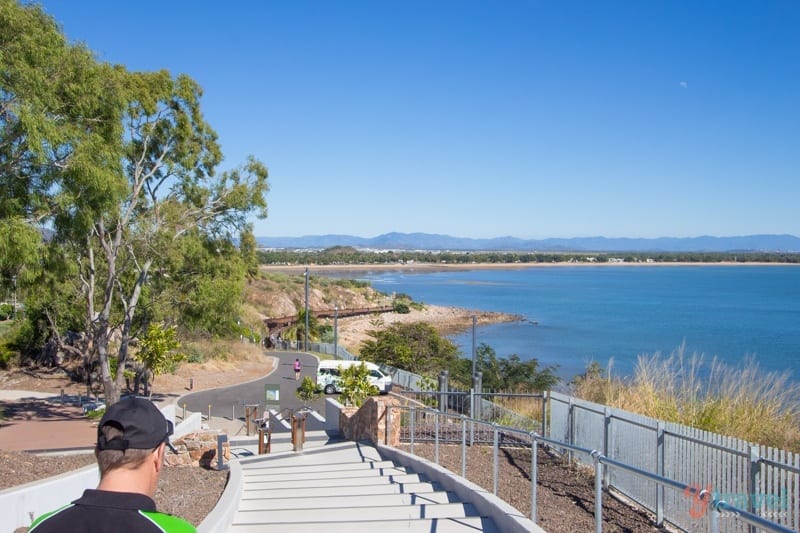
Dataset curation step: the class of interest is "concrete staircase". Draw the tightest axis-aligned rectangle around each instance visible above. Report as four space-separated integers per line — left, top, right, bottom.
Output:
230 439 500 532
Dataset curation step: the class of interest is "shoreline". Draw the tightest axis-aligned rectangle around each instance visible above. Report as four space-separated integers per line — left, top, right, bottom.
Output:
332 303 521 353
261 261 798 275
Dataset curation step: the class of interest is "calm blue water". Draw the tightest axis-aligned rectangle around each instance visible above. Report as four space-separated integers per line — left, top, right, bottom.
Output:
346 266 800 381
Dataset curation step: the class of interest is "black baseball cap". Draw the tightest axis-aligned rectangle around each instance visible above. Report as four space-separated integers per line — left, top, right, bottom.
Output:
97 397 176 452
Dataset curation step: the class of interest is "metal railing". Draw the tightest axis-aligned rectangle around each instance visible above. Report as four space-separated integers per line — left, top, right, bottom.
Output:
283 342 799 532
549 391 800 532
388 405 794 533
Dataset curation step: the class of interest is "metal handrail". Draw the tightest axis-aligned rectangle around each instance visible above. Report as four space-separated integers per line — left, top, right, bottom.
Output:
389 405 794 533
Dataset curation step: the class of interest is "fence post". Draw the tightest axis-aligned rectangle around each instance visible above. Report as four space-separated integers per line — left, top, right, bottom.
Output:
656 421 665 526
592 451 603 533
434 410 440 465
603 407 611 489
461 415 467 478
473 372 483 421
438 370 449 414
747 445 760 533
410 406 415 456
708 505 720 533
541 391 548 436
568 397 575 464
469 387 475 446
493 423 499 495
531 432 538 523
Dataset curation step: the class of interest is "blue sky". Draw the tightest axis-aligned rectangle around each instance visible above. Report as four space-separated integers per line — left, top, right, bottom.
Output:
35 1 800 239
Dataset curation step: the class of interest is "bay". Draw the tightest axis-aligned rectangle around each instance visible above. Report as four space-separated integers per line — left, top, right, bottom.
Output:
346 265 800 381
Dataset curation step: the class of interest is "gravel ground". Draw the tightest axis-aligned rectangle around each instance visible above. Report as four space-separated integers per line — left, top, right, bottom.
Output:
398 443 669 533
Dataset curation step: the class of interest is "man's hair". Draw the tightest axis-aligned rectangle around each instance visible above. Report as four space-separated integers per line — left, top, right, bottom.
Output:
95 423 155 476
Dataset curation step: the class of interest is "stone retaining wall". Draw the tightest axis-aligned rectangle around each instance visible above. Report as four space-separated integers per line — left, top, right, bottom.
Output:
339 396 401 446
166 429 230 468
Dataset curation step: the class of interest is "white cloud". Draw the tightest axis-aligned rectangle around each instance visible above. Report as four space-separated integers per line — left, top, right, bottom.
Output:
679 81 688 89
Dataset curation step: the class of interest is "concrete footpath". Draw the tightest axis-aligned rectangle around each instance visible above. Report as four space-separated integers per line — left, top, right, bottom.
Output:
0 390 97 452
0 351 309 452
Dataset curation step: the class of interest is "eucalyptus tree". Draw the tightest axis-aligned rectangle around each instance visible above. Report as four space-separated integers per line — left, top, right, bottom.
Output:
1 1 270 404
76 71 268 405
0 0 122 298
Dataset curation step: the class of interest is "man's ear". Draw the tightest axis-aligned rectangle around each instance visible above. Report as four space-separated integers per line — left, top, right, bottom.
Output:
153 443 166 473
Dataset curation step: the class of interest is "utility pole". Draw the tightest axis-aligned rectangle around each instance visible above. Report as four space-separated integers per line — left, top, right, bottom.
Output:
471 315 477 377
334 305 339 359
304 267 309 351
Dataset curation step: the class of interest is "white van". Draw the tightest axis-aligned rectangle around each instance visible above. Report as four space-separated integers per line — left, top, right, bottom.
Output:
317 359 392 395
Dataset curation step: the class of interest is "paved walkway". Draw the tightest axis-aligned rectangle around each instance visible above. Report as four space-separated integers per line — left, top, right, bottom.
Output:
0 390 97 452
0 350 326 451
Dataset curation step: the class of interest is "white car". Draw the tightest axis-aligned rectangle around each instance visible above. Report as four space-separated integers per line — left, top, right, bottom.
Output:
317 360 392 395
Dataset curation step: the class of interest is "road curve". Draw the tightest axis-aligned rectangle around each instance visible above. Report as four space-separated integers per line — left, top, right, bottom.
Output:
177 350 326 432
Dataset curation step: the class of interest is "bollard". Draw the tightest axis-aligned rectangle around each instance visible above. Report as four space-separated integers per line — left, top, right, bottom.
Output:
245 407 251 436
182 403 186 421
232 404 235 422
258 428 266 454
208 404 212 424
189 378 193 390
216 434 228 470
293 414 306 452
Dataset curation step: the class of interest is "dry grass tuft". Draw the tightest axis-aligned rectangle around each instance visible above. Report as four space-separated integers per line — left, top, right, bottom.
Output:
572 345 800 451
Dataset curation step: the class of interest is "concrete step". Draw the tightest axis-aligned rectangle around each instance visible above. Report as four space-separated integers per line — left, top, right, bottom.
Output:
237 490 460 510
242 481 442 499
229 516 500 533
231 439 499 533
239 441 380 467
243 466 415 483
244 472 425 490
234 502 480 524
241 459 404 476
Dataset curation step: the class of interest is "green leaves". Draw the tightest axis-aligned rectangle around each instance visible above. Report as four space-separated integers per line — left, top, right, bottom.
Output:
135 323 184 391
359 321 459 376
338 362 379 407
1 1 270 404
295 376 322 405
450 343 560 392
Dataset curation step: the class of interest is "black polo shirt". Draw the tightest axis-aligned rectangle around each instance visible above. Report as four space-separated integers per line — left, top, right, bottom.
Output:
29 489 196 533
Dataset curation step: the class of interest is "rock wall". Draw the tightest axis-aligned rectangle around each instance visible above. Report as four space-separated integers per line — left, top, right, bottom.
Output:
339 396 402 446
166 430 230 468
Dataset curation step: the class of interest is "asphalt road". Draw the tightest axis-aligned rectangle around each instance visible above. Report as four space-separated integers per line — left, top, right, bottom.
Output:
178 350 327 432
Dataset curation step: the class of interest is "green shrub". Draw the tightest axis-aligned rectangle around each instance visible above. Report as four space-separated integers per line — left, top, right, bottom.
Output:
295 376 322 405
338 362 379 407
392 301 410 314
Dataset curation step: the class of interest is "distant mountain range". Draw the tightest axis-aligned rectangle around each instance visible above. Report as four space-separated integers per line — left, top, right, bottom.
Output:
256 233 800 253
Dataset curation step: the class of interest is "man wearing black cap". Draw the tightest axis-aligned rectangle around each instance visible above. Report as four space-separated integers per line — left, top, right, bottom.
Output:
29 397 196 533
